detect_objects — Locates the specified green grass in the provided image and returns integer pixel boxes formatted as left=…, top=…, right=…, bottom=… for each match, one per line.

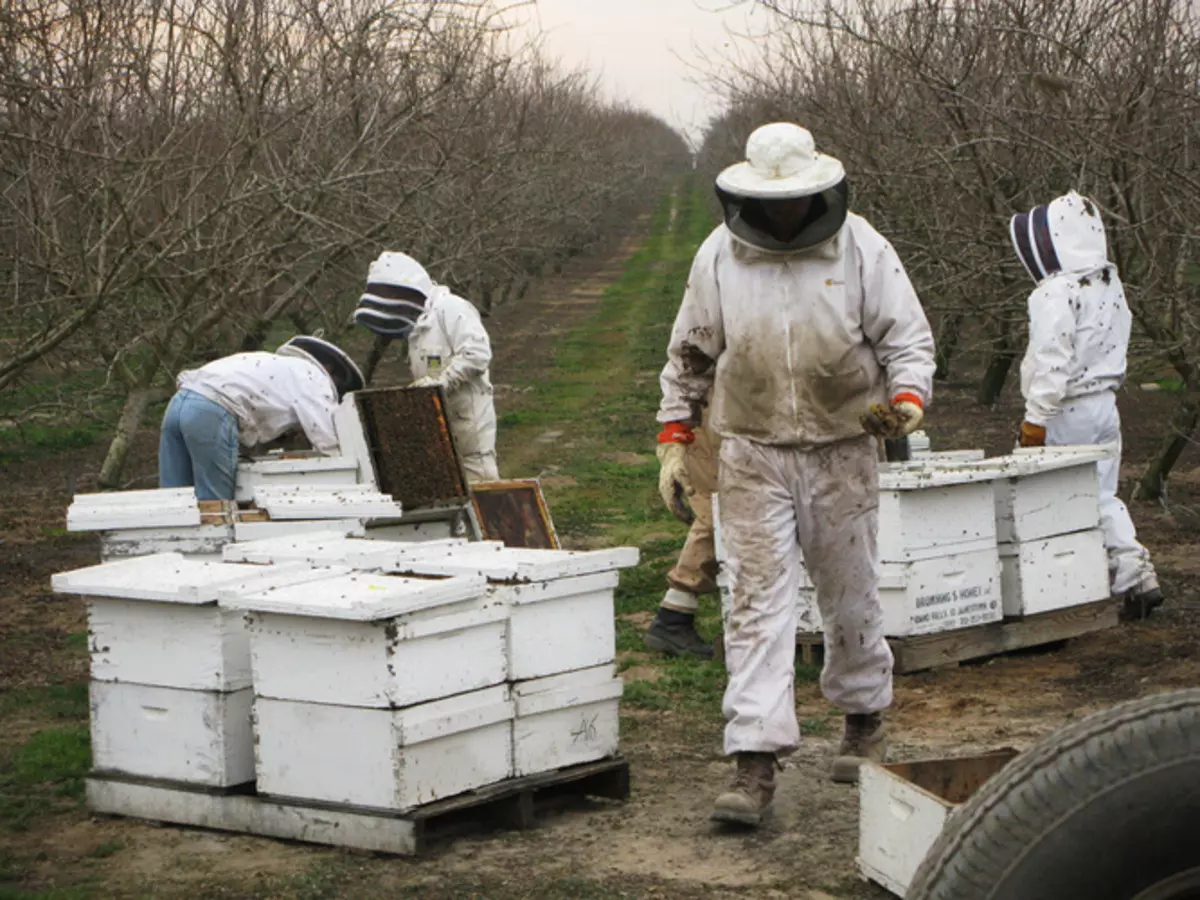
left=0, top=723, right=91, bottom=831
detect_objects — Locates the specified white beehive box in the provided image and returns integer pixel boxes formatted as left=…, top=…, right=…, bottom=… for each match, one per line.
left=253, top=684, right=514, bottom=810
left=999, top=528, right=1110, bottom=617
left=90, top=681, right=255, bottom=787
left=512, top=664, right=623, bottom=776
left=799, top=548, right=1002, bottom=637
left=52, top=553, right=340, bottom=690
left=877, top=467, right=1001, bottom=561
left=234, top=455, right=360, bottom=503
left=383, top=546, right=637, bottom=682
left=221, top=571, right=500, bottom=709
left=859, top=751, right=1018, bottom=897
left=989, top=450, right=1104, bottom=544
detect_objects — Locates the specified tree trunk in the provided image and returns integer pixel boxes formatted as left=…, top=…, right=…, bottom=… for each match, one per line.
left=934, top=312, right=963, bottom=381
left=98, top=387, right=171, bottom=489
left=363, top=334, right=393, bottom=386
left=1134, top=391, right=1200, bottom=502
left=977, top=329, right=1016, bottom=405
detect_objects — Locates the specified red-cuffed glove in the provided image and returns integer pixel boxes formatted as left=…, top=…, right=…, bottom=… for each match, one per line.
left=656, top=422, right=695, bottom=524
left=862, top=393, right=924, bottom=438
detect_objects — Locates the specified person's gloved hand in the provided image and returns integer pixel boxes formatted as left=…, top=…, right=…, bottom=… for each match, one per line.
left=657, top=422, right=695, bottom=524
left=861, top=393, right=924, bottom=439
left=410, top=375, right=442, bottom=389
left=1019, top=421, right=1047, bottom=447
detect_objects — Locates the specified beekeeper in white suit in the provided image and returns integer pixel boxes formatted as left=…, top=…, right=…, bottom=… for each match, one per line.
left=657, top=122, right=935, bottom=826
left=354, top=251, right=499, bottom=482
left=1011, top=191, right=1162, bottom=619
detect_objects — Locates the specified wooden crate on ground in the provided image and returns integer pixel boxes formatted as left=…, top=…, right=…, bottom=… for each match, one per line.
left=859, top=750, right=1019, bottom=897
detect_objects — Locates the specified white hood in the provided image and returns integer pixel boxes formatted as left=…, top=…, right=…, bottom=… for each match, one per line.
left=366, top=251, right=445, bottom=302
left=1010, top=190, right=1109, bottom=283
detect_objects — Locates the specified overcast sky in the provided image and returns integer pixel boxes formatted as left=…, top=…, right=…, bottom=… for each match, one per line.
left=506, top=0, right=772, bottom=146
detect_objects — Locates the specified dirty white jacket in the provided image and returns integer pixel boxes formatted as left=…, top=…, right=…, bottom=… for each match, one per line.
left=1016, top=192, right=1131, bottom=427
left=658, top=215, right=935, bottom=446
left=177, top=352, right=340, bottom=453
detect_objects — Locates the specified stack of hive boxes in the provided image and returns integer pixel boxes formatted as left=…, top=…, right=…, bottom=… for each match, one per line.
left=222, top=533, right=638, bottom=796
left=985, top=447, right=1110, bottom=617
left=50, top=553, right=337, bottom=790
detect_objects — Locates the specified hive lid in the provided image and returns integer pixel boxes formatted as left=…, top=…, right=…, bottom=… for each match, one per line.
left=222, top=533, right=489, bottom=568
left=383, top=545, right=640, bottom=582
left=66, top=487, right=201, bottom=532
left=50, top=552, right=337, bottom=604
left=239, top=455, right=359, bottom=475
left=220, top=570, right=488, bottom=621
left=252, top=485, right=404, bottom=520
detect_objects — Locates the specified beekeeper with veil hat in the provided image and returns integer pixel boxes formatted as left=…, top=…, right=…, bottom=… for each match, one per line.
left=354, top=251, right=499, bottom=483
left=655, top=122, right=936, bottom=825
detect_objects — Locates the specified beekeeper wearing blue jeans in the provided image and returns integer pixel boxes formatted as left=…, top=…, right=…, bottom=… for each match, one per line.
left=158, top=336, right=364, bottom=500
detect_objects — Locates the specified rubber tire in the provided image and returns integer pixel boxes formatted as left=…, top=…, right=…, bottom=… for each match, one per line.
left=907, top=689, right=1200, bottom=900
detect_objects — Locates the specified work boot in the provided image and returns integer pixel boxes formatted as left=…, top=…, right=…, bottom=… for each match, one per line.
left=1120, top=578, right=1165, bottom=622
left=711, top=751, right=777, bottom=826
left=831, top=712, right=888, bottom=784
left=644, top=607, right=713, bottom=660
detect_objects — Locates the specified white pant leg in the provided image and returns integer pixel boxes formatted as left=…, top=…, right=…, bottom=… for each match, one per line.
left=1046, top=392, right=1155, bottom=594
left=718, top=437, right=803, bottom=757
left=795, top=435, right=894, bottom=714
left=461, top=451, right=499, bottom=483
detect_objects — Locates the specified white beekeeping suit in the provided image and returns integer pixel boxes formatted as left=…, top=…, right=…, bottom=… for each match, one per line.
left=656, top=122, right=935, bottom=826
left=1011, top=191, right=1161, bottom=615
left=355, top=252, right=499, bottom=483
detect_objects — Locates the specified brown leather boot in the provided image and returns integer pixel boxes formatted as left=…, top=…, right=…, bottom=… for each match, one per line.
left=831, top=712, right=888, bottom=784
left=711, top=751, right=777, bottom=826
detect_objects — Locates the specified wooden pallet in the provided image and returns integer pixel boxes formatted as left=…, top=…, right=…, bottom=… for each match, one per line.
left=796, top=599, right=1119, bottom=674
left=87, top=757, right=629, bottom=855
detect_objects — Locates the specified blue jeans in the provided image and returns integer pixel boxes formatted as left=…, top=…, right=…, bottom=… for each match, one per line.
left=158, top=389, right=240, bottom=501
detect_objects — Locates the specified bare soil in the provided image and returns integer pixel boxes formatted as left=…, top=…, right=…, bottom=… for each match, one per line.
left=3, top=217, right=1200, bottom=897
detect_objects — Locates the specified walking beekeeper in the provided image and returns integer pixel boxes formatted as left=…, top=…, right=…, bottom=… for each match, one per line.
left=1011, top=190, right=1163, bottom=620
left=159, top=337, right=364, bottom=501
left=354, top=252, right=499, bottom=482
left=657, top=122, right=935, bottom=826
left=645, top=412, right=721, bottom=660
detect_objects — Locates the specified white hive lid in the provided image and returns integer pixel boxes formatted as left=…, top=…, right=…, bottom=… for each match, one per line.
left=219, top=570, right=488, bottom=621
left=66, top=487, right=202, bottom=532
left=383, top=544, right=641, bottom=582
left=50, top=552, right=339, bottom=604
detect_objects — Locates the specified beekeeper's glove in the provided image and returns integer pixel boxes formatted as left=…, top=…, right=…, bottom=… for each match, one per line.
left=410, top=375, right=442, bottom=389
left=861, top=393, right=924, bottom=439
left=657, top=422, right=695, bottom=525
left=1019, top=421, right=1047, bottom=447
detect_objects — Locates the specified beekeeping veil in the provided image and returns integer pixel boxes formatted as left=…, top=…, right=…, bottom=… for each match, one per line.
left=1010, top=190, right=1110, bottom=284
left=715, top=122, right=849, bottom=254
left=276, top=336, right=365, bottom=399
left=353, top=251, right=441, bottom=340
